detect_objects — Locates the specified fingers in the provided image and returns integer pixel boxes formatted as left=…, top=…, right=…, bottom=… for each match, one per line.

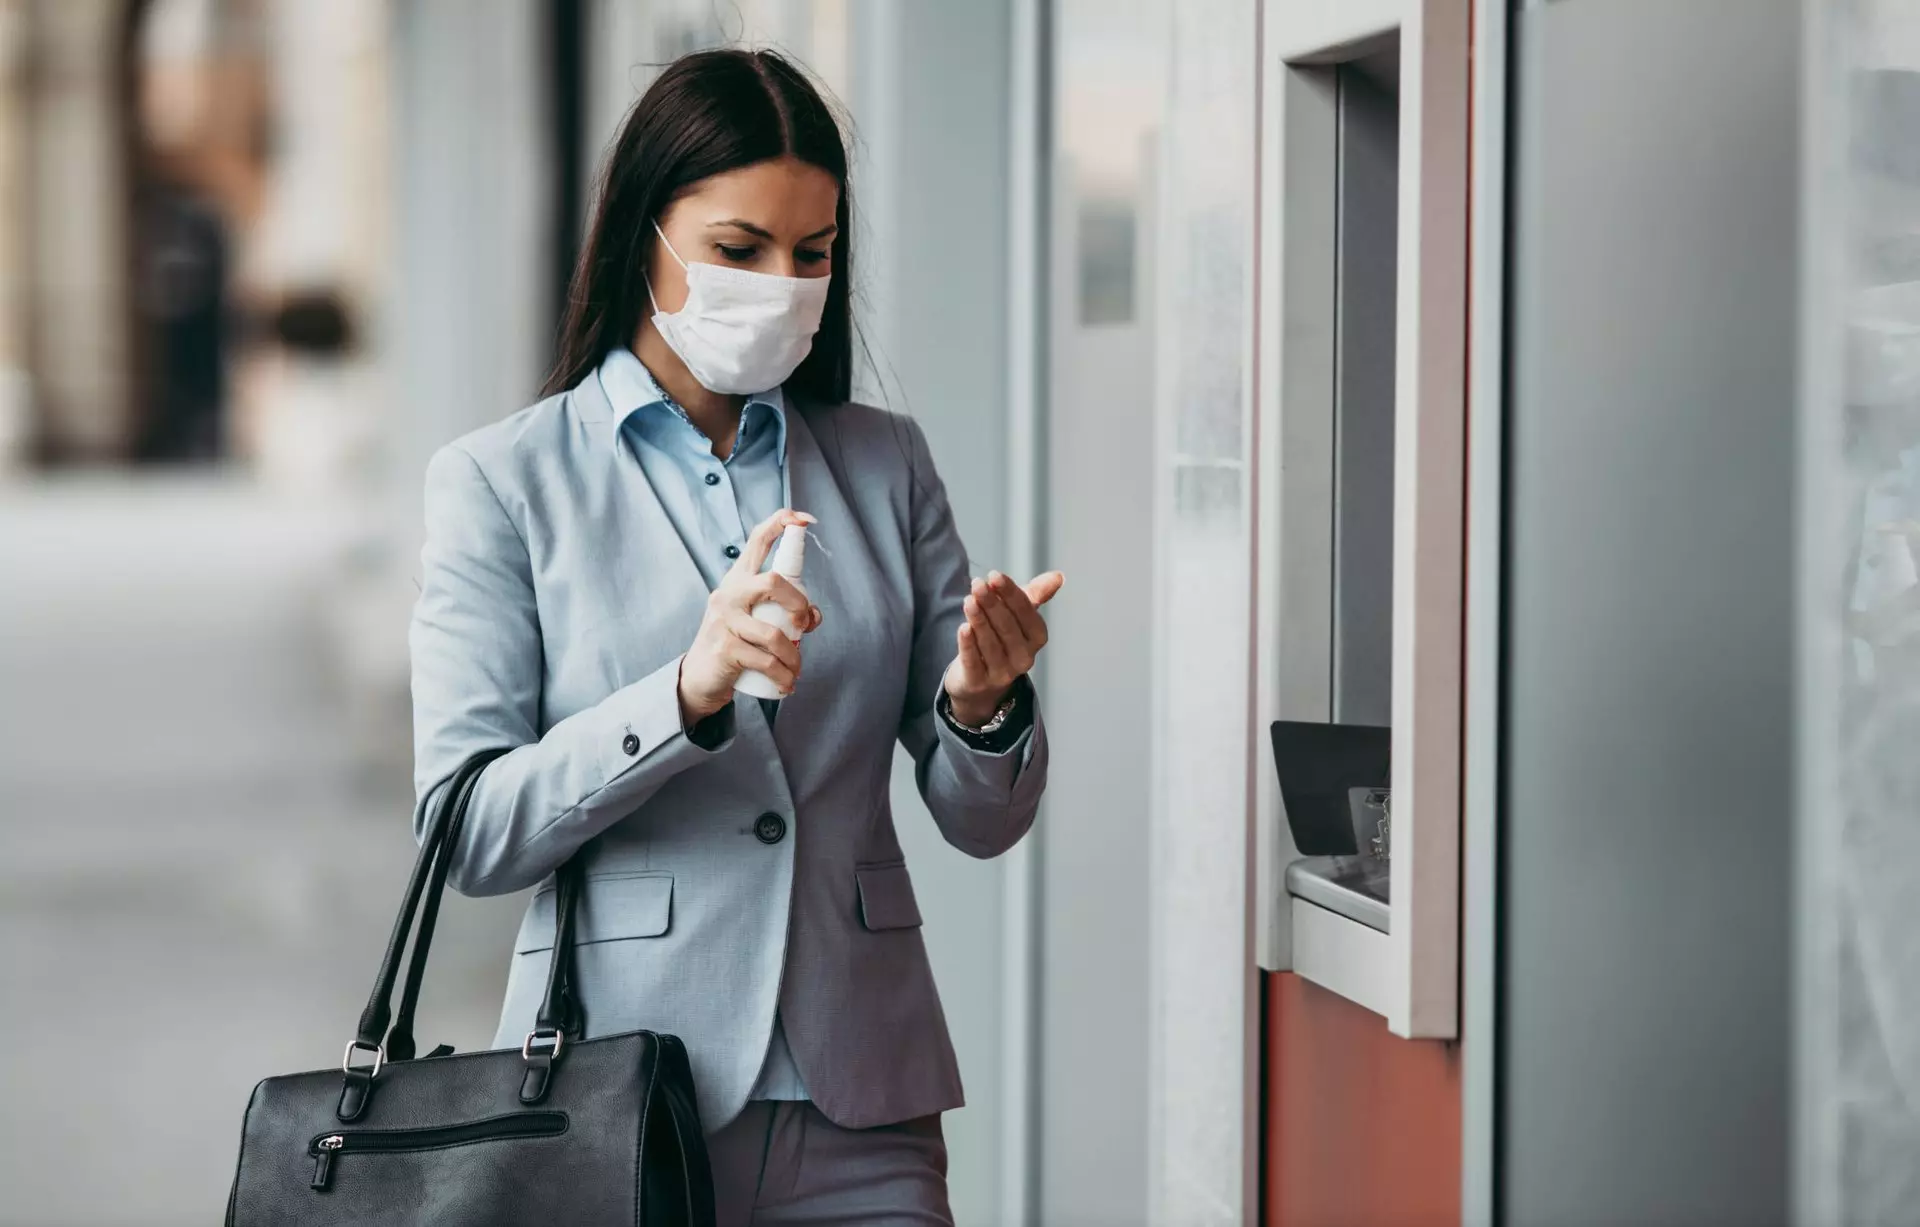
left=987, top=571, right=1049, bottom=650
left=734, top=514, right=789, bottom=579
left=1022, top=571, right=1065, bottom=608
left=743, top=572, right=813, bottom=622
left=730, top=638, right=797, bottom=692
left=727, top=611, right=803, bottom=676
left=971, top=578, right=1032, bottom=671
left=956, top=622, right=988, bottom=679
left=964, top=587, right=1014, bottom=676
left=725, top=614, right=802, bottom=691
left=736, top=507, right=815, bottom=576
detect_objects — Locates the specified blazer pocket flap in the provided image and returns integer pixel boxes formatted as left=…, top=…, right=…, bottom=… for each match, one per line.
left=515, top=872, right=673, bottom=954
left=856, top=861, right=924, bottom=931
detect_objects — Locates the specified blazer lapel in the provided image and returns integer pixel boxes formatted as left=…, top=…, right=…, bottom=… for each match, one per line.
left=774, top=404, right=892, bottom=757
left=571, top=371, right=711, bottom=687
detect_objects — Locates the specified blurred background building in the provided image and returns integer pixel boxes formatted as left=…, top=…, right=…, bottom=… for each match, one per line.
left=0, top=1, right=1915, bottom=1225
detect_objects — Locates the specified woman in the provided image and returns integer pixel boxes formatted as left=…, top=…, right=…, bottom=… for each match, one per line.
left=409, top=49, right=1058, bottom=1224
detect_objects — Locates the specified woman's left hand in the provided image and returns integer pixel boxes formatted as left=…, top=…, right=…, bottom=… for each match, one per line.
left=942, top=571, right=1065, bottom=727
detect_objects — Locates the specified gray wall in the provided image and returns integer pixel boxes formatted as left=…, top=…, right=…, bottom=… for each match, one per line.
left=1035, top=18, right=1160, bottom=1218
left=1038, top=306, right=1156, bottom=1226
left=1499, top=1, right=1798, bottom=1223
left=850, top=0, right=1012, bottom=560
left=389, top=0, right=551, bottom=531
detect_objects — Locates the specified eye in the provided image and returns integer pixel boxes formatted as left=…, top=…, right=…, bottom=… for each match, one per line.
left=716, top=243, right=757, bottom=262
left=796, top=248, right=831, bottom=267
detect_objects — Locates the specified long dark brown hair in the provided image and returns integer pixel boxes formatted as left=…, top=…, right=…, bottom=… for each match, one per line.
left=542, top=49, right=853, bottom=402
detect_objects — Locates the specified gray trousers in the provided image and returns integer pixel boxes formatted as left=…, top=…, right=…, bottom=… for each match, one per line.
left=708, top=1102, right=953, bottom=1226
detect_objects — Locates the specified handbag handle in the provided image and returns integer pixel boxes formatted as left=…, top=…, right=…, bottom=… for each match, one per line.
left=537, top=855, right=586, bottom=1034
left=350, top=749, right=504, bottom=1050
left=340, top=747, right=584, bottom=1119
left=384, top=773, right=586, bottom=1061
left=380, top=759, right=486, bottom=1063
left=516, top=854, right=586, bottom=1104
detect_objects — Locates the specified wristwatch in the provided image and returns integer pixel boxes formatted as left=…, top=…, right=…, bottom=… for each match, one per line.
left=947, top=687, right=1021, bottom=736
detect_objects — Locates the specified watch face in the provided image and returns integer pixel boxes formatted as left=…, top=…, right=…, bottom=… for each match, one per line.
left=984, top=695, right=1016, bottom=730
left=946, top=685, right=1022, bottom=735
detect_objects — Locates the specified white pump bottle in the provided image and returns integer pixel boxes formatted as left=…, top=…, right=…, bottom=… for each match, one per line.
left=734, top=524, right=808, bottom=700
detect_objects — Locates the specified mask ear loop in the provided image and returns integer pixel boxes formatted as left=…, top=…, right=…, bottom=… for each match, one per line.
left=645, top=221, right=691, bottom=312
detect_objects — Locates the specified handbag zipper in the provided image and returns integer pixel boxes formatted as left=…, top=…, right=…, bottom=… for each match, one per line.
left=308, top=1111, right=568, bottom=1191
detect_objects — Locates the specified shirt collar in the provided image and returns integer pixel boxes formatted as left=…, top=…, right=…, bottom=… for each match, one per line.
left=597, top=347, right=787, bottom=463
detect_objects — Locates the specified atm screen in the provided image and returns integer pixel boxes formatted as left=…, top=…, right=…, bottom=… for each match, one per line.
left=1269, top=721, right=1390, bottom=856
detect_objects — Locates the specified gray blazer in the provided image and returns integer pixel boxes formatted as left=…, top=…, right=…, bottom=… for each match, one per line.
left=409, top=371, right=1047, bottom=1132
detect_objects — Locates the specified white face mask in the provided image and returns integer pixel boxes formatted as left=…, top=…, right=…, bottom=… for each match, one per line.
left=647, top=222, right=831, bottom=395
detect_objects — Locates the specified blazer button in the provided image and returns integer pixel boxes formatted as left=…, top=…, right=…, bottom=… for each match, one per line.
left=704, top=472, right=721, bottom=486
left=723, top=544, right=741, bottom=560
left=753, top=812, right=787, bottom=845
left=621, top=733, right=641, bottom=756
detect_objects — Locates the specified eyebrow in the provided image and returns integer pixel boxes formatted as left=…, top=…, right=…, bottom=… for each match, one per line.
left=708, top=219, right=839, bottom=243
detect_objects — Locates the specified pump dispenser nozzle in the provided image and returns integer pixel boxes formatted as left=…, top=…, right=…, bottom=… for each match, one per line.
left=769, top=523, right=806, bottom=578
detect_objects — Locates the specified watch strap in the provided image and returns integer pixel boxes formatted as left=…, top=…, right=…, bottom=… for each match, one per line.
left=939, top=676, right=1034, bottom=752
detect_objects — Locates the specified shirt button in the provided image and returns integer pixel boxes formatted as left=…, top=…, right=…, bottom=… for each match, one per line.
left=621, top=733, right=640, bottom=756
left=723, top=544, right=741, bottom=560
left=704, top=472, right=721, bottom=486
left=753, top=812, right=787, bottom=845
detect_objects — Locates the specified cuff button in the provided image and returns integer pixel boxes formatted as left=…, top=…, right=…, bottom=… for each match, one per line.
left=621, top=732, right=641, bottom=756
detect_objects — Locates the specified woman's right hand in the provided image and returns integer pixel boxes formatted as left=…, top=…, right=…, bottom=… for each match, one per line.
left=677, top=508, right=823, bottom=724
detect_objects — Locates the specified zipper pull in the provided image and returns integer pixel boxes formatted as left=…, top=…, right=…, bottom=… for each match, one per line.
left=311, top=1135, right=344, bottom=1191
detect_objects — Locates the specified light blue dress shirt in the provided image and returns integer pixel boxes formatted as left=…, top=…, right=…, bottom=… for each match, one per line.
left=597, top=346, right=811, bottom=1102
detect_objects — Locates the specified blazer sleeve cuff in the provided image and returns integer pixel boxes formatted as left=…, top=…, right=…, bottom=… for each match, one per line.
left=931, top=677, right=1042, bottom=785
left=595, top=654, right=735, bottom=783
left=937, top=674, right=1036, bottom=756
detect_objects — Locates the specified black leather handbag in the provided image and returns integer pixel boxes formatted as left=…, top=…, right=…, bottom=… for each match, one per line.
left=225, top=748, right=715, bottom=1225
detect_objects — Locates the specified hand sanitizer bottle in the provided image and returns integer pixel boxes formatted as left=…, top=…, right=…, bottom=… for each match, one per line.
left=735, top=524, right=808, bottom=700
